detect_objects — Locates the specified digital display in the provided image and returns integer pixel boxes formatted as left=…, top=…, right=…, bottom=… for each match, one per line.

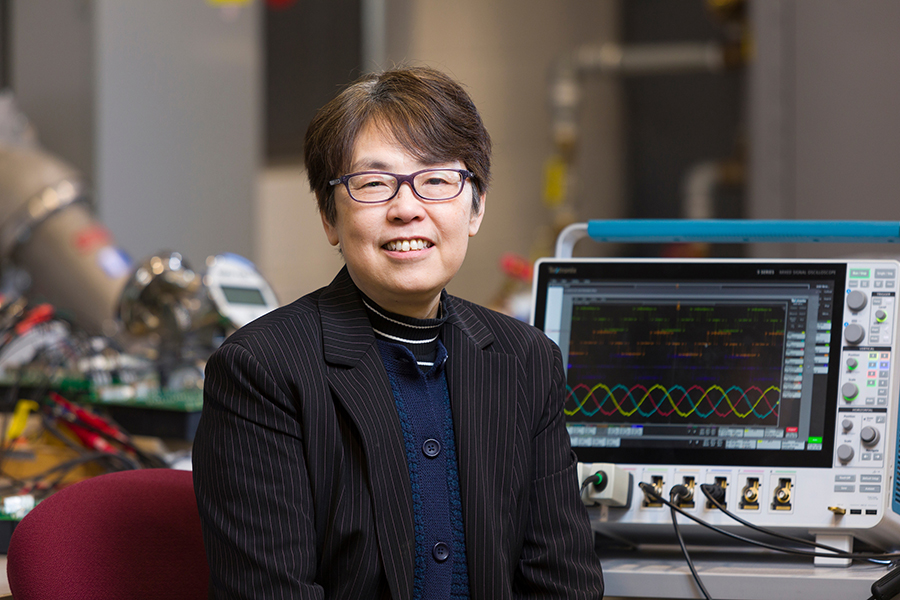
left=220, top=285, right=268, bottom=306
left=532, top=261, right=844, bottom=468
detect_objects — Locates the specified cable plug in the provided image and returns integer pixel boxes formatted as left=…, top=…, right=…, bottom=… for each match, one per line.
left=871, top=565, right=900, bottom=600
left=701, top=482, right=727, bottom=505
left=670, top=484, right=692, bottom=504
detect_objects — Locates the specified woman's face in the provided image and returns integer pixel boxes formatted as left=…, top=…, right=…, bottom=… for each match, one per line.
left=322, top=121, right=485, bottom=318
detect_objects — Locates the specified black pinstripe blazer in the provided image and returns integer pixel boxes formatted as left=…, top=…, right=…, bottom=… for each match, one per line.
left=193, top=268, right=604, bottom=599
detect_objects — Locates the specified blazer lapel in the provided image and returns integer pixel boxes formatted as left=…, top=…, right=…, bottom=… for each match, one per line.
left=443, top=296, right=517, bottom=599
left=320, top=269, right=414, bottom=600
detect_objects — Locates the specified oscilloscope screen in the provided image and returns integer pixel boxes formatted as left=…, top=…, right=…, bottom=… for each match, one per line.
left=566, top=301, right=788, bottom=428
left=533, top=260, right=845, bottom=467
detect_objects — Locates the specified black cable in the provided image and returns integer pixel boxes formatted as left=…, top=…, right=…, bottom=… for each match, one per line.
left=638, top=482, right=900, bottom=561
left=697, top=483, right=887, bottom=564
left=0, top=451, right=139, bottom=496
left=669, top=485, right=714, bottom=600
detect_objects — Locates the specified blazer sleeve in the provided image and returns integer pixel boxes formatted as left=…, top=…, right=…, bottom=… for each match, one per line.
left=514, top=340, right=605, bottom=599
left=192, top=342, right=324, bottom=599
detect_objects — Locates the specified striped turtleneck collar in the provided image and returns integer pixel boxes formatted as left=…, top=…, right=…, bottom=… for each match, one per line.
left=361, top=295, right=447, bottom=368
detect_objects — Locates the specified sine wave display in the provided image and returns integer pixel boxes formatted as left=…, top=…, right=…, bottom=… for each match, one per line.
left=566, top=302, right=788, bottom=427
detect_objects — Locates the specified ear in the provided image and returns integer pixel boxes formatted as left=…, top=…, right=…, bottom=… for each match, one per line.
left=321, top=211, right=340, bottom=246
left=468, top=192, right=486, bottom=237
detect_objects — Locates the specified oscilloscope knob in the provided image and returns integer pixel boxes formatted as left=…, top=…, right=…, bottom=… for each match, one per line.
left=841, top=382, right=859, bottom=401
left=847, top=290, right=868, bottom=312
left=844, top=323, right=866, bottom=345
left=860, top=426, right=880, bottom=446
left=837, top=444, right=855, bottom=464
left=842, top=419, right=854, bottom=432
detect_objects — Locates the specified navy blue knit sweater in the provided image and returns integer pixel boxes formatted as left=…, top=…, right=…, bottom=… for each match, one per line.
left=365, top=299, right=470, bottom=600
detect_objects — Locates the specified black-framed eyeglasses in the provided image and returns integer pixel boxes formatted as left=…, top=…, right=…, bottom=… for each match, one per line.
left=329, top=168, right=474, bottom=204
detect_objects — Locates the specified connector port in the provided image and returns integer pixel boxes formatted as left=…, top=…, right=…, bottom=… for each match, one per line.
left=771, top=478, right=792, bottom=511
left=673, top=476, right=696, bottom=509
left=739, top=477, right=761, bottom=510
left=642, top=475, right=665, bottom=508
left=705, top=476, right=728, bottom=510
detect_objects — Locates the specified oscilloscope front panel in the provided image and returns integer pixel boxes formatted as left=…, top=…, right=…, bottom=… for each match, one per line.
left=532, top=258, right=900, bottom=549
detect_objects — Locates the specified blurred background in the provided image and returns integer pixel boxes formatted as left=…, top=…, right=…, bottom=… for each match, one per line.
left=3, top=0, right=898, bottom=316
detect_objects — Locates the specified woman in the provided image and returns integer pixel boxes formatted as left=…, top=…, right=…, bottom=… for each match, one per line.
left=193, top=67, right=604, bottom=599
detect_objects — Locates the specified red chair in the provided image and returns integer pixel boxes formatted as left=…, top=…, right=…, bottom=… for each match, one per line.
left=6, top=468, right=208, bottom=600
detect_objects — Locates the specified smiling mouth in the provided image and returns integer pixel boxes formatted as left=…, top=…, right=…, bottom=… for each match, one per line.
left=383, top=239, right=432, bottom=252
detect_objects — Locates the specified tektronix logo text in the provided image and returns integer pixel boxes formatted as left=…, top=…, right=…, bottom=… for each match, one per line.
left=548, top=266, right=577, bottom=275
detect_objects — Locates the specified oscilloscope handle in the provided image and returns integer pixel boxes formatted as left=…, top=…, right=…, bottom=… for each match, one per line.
left=554, top=219, right=900, bottom=258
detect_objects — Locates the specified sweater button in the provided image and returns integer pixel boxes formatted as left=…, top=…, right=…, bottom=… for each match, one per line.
left=422, top=438, right=441, bottom=458
left=432, top=541, right=450, bottom=562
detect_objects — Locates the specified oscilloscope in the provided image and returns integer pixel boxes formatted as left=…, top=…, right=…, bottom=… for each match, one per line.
left=532, top=256, right=900, bottom=557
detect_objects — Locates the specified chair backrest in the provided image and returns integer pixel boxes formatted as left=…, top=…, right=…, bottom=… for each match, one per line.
left=6, top=468, right=208, bottom=600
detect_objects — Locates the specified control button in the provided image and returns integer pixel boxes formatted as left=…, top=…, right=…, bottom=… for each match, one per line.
left=862, top=453, right=872, bottom=461
left=844, top=324, right=866, bottom=345
left=842, top=419, right=854, bottom=432
left=841, top=382, right=859, bottom=401
left=860, top=474, right=882, bottom=482
left=861, top=280, right=870, bottom=288
left=877, top=415, right=886, bottom=423
left=835, top=474, right=856, bottom=482
left=847, top=358, right=859, bottom=371
left=834, top=484, right=855, bottom=493
left=847, top=290, right=868, bottom=312
left=837, top=444, right=855, bottom=463
left=874, top=453, right=884, bottom=461
left=876, top=309, right=888, bottom=323
left=432, top=542, right=450, bottom=562
left=888, top=280, right=896, bottom=288
left=860, top=485, right=882, bottom=493
left=861, top=426, right=880, bottom=446
left=874, top=280, right=884, bottom=289
left=422, top=439, right=441, bottom=458
left=849, top=280, right=859, bottom=288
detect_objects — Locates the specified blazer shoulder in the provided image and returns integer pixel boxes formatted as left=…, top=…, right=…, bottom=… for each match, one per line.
left=447, top=295, right=555, bottom=354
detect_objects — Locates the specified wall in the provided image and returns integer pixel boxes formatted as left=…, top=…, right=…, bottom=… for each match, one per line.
left=749, top=0, right=900, bottom=259
left=379, top=0, right=623, bottom=307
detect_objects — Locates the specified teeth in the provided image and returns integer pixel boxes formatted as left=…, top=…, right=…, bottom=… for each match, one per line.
left=386, top=239, right=430, bottom=252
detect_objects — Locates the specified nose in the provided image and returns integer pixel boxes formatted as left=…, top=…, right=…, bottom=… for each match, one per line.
left=386, top=180, right=426, bottom=222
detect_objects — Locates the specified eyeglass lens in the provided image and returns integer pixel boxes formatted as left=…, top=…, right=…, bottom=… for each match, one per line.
left=347, top=170, right=464, bottom=202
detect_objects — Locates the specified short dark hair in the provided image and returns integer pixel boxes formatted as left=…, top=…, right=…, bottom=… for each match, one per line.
left=304, top=67, right=492, bottom=224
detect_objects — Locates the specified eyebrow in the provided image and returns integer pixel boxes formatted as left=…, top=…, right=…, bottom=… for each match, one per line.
left=349, top=158, right=393, bottom=172
left=349, top=159, right=462, bottom=173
